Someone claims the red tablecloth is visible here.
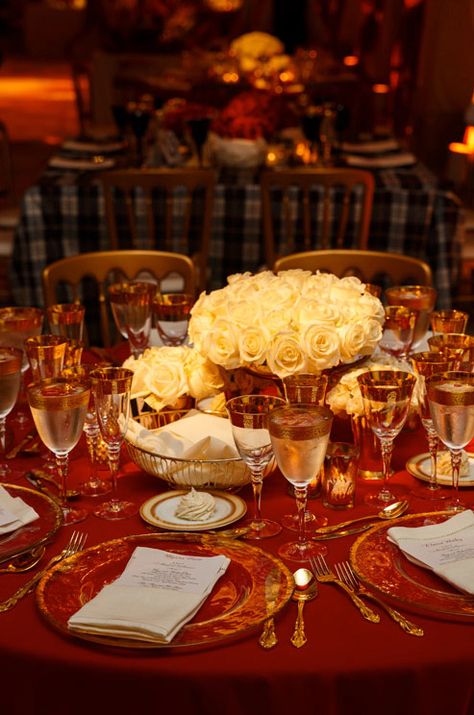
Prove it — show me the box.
[1,396,473,715]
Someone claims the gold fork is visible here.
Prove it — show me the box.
[0,531,87,612]
[310,555,380,623]
[334,561,424,637]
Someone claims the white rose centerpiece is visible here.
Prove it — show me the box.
[189,270,385,379]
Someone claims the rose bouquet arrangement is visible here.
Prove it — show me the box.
[229,32,288,76]
[188,270,385,379]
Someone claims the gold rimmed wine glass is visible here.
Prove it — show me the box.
[153,292,194,346]
[379,305,417,360]
[385,285,437,352]
[47,302,85,341]
[226,394,286,540]
[357,370,416,508]
[27,376,90,525]
[24,334,68,381]
[430,310,468,336]
[410,351,457,501]
[269,404,333,562]
[427,371,474,513]
[108,281,156,358]
[427,333,474,364]
[90,367,137,520]
[281,372,329,530]
[0,347,22,478]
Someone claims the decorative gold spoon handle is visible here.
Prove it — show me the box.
[361,591,424,636]
[314,514,377,534]
[335,580,380,623]
[290,600,307,648]
[259,617,278,649]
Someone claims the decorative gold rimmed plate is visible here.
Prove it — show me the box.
[351,511,474,621]
[140,490,247,532]
[36,532,294,649]
[406,453,474,488]
[0,483,63,564]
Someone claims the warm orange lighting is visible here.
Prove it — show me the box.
[343,55,359,67]
[0,77,75,101]
[279,71,294,83]
[463,125,474,150]
[222,71,239,84]
[449,142,471,155]
[373,83,390,94]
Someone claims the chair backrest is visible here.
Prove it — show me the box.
[273,249,433,289]
[42,249,196,347]
[261,167,375,268]
[99,168,216,292]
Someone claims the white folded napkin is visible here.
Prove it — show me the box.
[344,151,416,168]
[0,485,40,535]
[341,138,400,154]
[48,156,115,171]
[126,409,239,460]
[68,546,230,643]
[387,510,474,595]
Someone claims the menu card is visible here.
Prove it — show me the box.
[387,510,474,595]
[0,485,39,535]
[68,546,230,643]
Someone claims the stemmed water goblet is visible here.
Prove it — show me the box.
[430,310,468,336]
[385,285,437,352]
[428,333,474,365]
[27,376,90,525]
[281,373,329,530]
[153,292,194,346]
[410,351,457,501]
[300,106,323,165]
[47,302,85,342]
[427,371,474,513]
[0,347,22,478]
[269,404,333,561]
[128,103,151,166]
[226,394,286,540]
[357,370,416,508]
[186,117,212,167]
[108,281,156,358]
[90,367,137,520]
[379,305,417,360]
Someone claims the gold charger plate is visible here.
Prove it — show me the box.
[0,483,63,564]
[140,490,247,532]
[351,511,474,621]
[406,453,474,488]
[36,532,294,649]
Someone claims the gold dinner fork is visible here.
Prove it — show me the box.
[0,531,87,612]
[334,561,424,637]
[310,554,380,623]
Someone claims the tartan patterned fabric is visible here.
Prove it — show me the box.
[11,165,462,310]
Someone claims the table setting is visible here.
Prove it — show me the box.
[0,269,473,715]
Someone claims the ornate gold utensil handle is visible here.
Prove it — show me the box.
[333,579,381,623]
[0,552,66,612]
[259,617,278,649]
[290,600,307,648]
[359,588,424,636]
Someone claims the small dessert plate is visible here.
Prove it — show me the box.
[140,490,247,531]
[406,453,474,488]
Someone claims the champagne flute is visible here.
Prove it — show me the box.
[385,285,437,352]
[269,404,333,561]
[410,351,457,501]
[91,367,137,520]
[47,302,85,341]
[281,373,329,530]
[430,310,468,335]
[108,281,156,358]
[153,293,194,346]
[427,371,474,513]
[0,347,22,478]
[226,394,286,540]
[357,370,416,508]
[27,376,90,525]
[379,305,417,359]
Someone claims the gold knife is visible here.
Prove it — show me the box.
[259,569,281,649]
[5,431,37,459]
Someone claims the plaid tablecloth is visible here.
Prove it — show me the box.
[11,164,463,310]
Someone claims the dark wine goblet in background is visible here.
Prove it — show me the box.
[300,106,323,165]
[334,103,351,149]
[111,104,130,140]
[187,117,212,167]
[128,105,151,167]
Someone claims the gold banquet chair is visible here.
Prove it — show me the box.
[42,249,196,347]
[261,167,375,268]
[273,249,433,289]
[99,168,216,292]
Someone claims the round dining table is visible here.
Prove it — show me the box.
[0,367,473,715]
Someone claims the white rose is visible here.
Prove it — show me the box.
[185,353,224,401]
[297,299,341,327]
[276,268,312,290]
[239,325,271,364]
[302,324,341,370]
[339,321,373,362]
[266,332,306,377]
[144,360,188,409]
[203,318,241,369]
[226,297,261,328]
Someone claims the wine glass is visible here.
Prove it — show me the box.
[27,376,90,525]
[108,281,156,358]
[427,371,474,513]
[430,310,468,335]
[410,351,457,501]
[128,103,151,166]
[153,292,194,346]
[186,117,212,167]
[0,307,43,425]
[226,394,286,540]
[357,370,416,508]
[300,106,323,165]
[428,333,474,364]
[111,103,130,140]
[385,285,437,352]
[47,302,85,341]
[379,305,417,359]
[0,347,22,478]
[90,367,137,520]
[24,335,68,381]
[269,404,333,561]
[281,372,329,530]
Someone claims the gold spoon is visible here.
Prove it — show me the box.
[290,568,318,648]
[0,546,46,574]
[313,500,409,535]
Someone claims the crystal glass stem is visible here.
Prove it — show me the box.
[379,436,395,503]
[249,463,266,532]
[295,484,308,547]
[449,448,463,512]
[424,420,440,491]
[0,416,7,476]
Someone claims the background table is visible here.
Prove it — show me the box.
[11,163,463,312]
[0,398,473,715]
